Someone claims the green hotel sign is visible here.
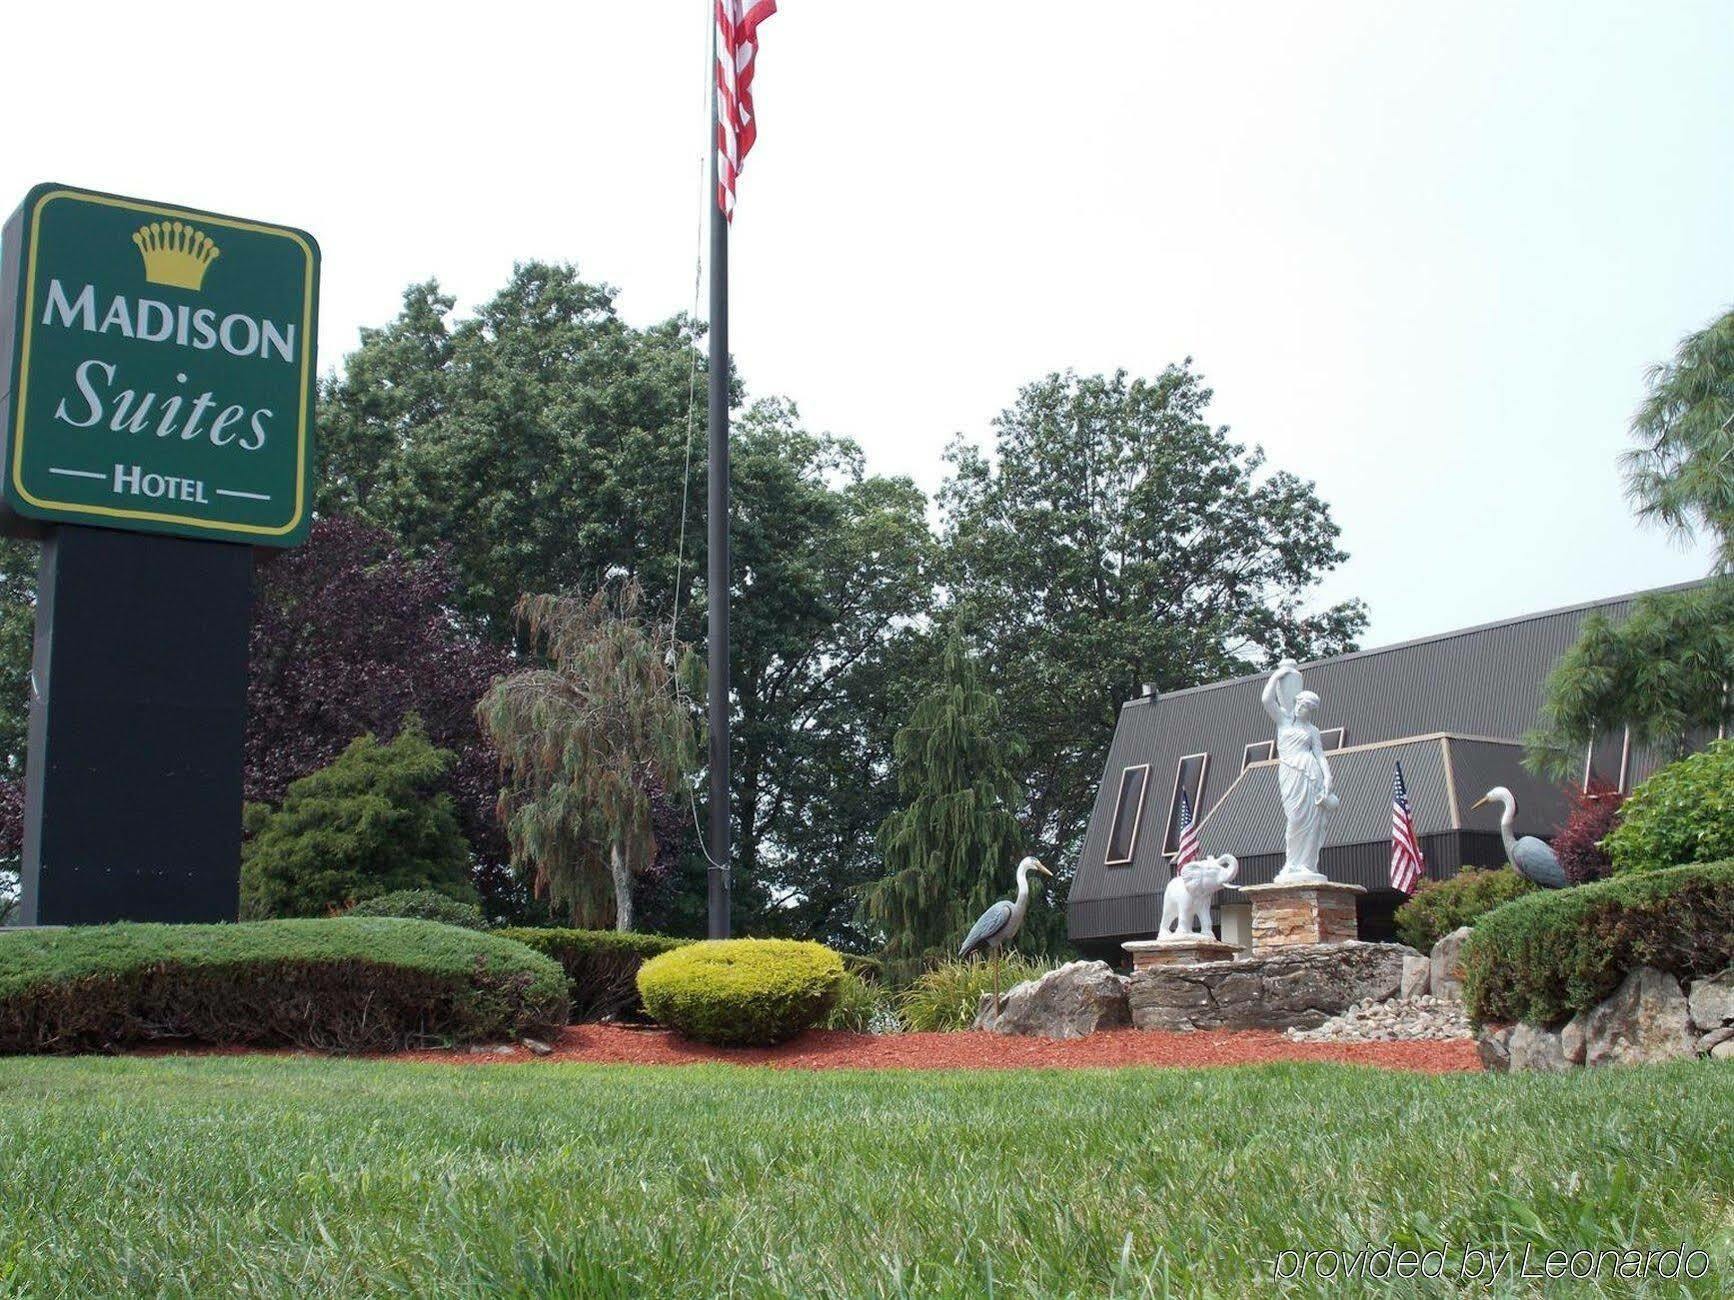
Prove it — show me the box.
[0,184,319,546]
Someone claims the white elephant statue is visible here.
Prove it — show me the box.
[1157,854,1240,941]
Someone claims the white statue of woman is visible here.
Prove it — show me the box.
[1261,659,1339,883]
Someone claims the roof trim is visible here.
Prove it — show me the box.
[1194,731,1524,839]
[1145,578,1707,706]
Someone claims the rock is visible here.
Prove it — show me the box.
[1400,954,1431,1000]
[520,1037,555,1056]
[974,960,1130,1039]
[1585,967,1696,1067]
[1687,970,1734,1030]
[1696,1025,1734,1053]
[1429,927,1473,1003]
[1128,942,1416,1032]
[1287,993,1472,1044]
[1561,1012,1588,1065]
[1713,1040,1734,1061]
[1508,1022,1571,1072]
[1477,1025,1512,1073]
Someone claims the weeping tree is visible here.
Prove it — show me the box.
[477,583,694,931]
[861,629,1028,968]
[1622,306,1734,571]
[1525,581,1734,779]
[1526,307,1734,777]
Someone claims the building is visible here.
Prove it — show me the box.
[1066,582,1703,960]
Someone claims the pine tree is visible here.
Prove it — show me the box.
[862,629,1028,967]
[239,716,473,920]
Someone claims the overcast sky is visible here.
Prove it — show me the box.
[7,2,1728,647]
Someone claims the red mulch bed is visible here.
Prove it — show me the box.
[393,1025,1481,1073]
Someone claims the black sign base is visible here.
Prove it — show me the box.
[19,526,252,925]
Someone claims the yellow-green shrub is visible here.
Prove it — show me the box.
[636,939,843,1045]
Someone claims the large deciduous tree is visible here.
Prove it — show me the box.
[318,266,706,633]
[862,628,1029,969]
[320,266,934,945]
[939,366,1366,868]
[477,583,694,931]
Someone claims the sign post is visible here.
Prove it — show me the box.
[0,184,319,924]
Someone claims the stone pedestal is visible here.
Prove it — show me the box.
[1122,937,1240,971]
[1127,941,1414,1031]
[1240,880,1365,950]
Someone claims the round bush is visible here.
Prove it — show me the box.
[1604,741,1734,875]
[348,889,488,930]
[1461,860,1734,1027]
[1392,867,1536,952]
[636,939,843,1045]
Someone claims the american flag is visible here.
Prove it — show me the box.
[1389,760,1425,895]
[716,0,778,220]
[1173,789,1201,869]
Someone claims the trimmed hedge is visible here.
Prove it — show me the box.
[496,928,690,1022]
[1393,867,1536,952]
[348,889,488,930]
[637,939,843,1045]
[1461,860,1734,1027]
[0,918,568,1054]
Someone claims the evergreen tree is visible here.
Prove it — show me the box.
[240,717,473,920]
[862,630,1029,967]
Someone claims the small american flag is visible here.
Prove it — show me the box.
[1390,760,1425,895]
[716,0,778,221]
[1173,789,1201,869]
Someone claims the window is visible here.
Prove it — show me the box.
[1104,765,1150,865]
[1241,741,1274,771]
[1162,753,1210,856]
[1318,727,1345,752]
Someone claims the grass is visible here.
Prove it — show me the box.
[0,1056,1730,1297]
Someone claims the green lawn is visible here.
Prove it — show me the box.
[0,1057,1729,1297]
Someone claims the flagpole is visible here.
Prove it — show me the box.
[706,12,733,940]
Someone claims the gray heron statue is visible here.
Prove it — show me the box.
[1471,786,1568,889]
[959,856,1053,1008]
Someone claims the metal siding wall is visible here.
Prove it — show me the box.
[1067,586,1696,944]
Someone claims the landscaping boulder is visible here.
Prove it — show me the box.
[1560,1011,1588,1066]
[1687,970,1734,1033]
[1585,966,1696,1067]
[1127,942,1413,1032]
[974,960,1130,1039]
[1508,1022,1569,1072]
[1477,1025,1512,1073]
[1697,1025,1734,1054]
[1400,954,1431,1000]
[1429,927,1473,1002]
